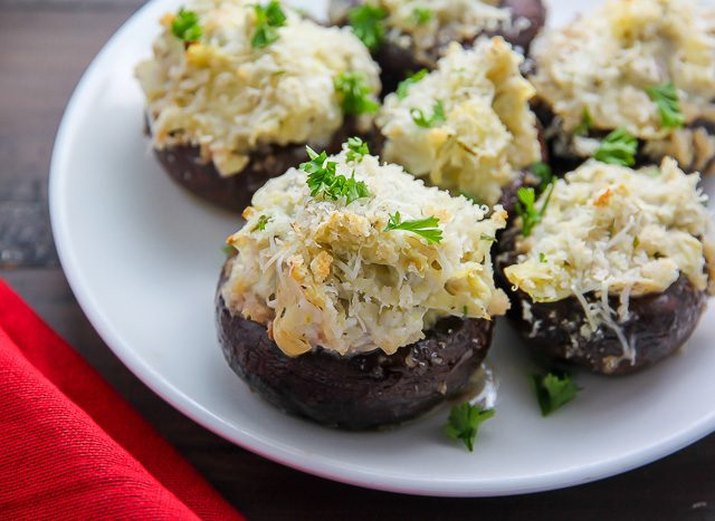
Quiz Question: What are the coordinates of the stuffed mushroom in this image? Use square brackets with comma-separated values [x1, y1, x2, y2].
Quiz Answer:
[530, 0, 715, 175]
[216, 141, 509, 428]
[329, 0, 546, 92]
[375, 38, 544, 208]
[497, 158, 715, 375]
[135, 0, 381, 211]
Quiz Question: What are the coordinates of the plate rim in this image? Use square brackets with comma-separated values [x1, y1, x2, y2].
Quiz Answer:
[48, 0, 715, 497]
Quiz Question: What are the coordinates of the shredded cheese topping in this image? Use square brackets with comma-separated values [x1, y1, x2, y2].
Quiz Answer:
[374, 0, 512, 63]
[376, 39, 541, 205]
[221, 145, 509, 357]
[531, 0, 715, 141]
[135, 0, 380, 177]
[505, 158, 715, 306]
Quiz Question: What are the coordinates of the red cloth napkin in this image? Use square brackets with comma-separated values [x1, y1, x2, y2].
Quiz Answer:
[0, 280, 244, 520]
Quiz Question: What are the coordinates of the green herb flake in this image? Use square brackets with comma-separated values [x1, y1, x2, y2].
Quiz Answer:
[346, 137, 370, 163]
[594, 128, 638, 167]
[252, 214, 271, 232]
[646, 82, 685, 129]
[221, 243, 234, 256]
[334, 72, 380, 116]
[516, 183, 554, 237]
[539, 252, 547, 263]
[171, 8, 203, 43]
[633, 236, 640, 249]
[412, 7, 433, 25]
[533, 372, 579, 416]
[480, 233, 496, 243]
[411, 100, 446, 128]
[444, 403, 495, 452]
[396, 68, 428, 100]
[384, 211, 443, 244]
[531, 161, 553, 192]
[252, 1, 287, 49]
[462, 305, 469, 316]
[348, 4, 387, 51]
[301, 147, 370, 204]
[573, 107, 593, 136]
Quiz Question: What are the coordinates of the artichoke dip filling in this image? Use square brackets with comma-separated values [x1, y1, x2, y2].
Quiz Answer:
[347, 0, 513, 61]
[530, 0, 715, 173]
[221, 142, 509, 357]
[504, 158, 715, 362]
[376, 38, 541, 206]
[135, 0, 380, 177]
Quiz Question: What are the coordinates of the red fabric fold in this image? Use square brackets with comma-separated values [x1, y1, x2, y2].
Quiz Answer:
[0, 279, 244, 520]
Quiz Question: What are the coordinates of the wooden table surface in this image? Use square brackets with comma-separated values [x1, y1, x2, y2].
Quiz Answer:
[2, 1, 714, 519]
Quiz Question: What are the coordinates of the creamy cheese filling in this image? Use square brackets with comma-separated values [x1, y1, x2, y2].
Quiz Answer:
[135, 0, 380, 177]
[505, 158, 715, 306]
[376, 39, 541, 205]
[531, 0, 715, 143]
[222, 144, 509, 357]
[375, 0, 512, 62]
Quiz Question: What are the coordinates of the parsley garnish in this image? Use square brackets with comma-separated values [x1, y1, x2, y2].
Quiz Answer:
[348, 5, 387, 51]
[594, 128, 638, 167]
[301, 147, 369, 204]
[384, 212, 443, 244]
[444, 403, 494, 452]
[539, 252, 547, 263]
[531, 162, 553, 191]
[516, 183, 554, 237]
[171, 8, 202, 43]
[252, 1, 287, 49]
[396, 69, 428, 100]
[573, 107, 593, 136]
[533, 372, 579, 416]
[346, 137, 370, 163]
[412, 7, 433, 25]
[252, 214, 271, 231]
[411, 100, 446, 128]
[334, 72, 380, 116]
[646, 82, 685, 129]
[480, 233, 496, 243]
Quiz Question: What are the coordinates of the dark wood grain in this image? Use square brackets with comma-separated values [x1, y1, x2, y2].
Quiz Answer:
[1, 2, 714, 520]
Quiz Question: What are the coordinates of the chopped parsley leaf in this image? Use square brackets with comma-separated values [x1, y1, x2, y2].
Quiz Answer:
[346, 137, 370, 163]
[396, 69, 428, 100]
[301, 147, 369, 204]
[594, 128, 638, 167]
[411, 100, 446, 128]
[444, 403, 494, 452]
[646, 82, 685, 129]
[384, 211, 443, 244]
[516, 183, 554, 237]
[480, 233, 496, 243]
[334, 72, 380, 116]
[252, 214, 271, 232]
[573, 107, 593, 136]
[531, 161, 553, 192]
[533, 372, 579, 416]
[348, 4, 387, 51]
[252, 1, 287, 49]
[171, 8, 202, 43]
[539, 252, 547, 263]
[412, 7, 433, 25]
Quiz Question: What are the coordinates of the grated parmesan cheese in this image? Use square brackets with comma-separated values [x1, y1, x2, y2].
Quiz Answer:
[221, 143, 509, 357]
[376, 38, 541, 205]
[531, 0, 715, 167]
[505, 158, 715, 305]
[363, 0, 512, 66]
[135, 0, 380, 177]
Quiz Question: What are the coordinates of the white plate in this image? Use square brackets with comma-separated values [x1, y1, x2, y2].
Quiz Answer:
[50, 0, 715, 497]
